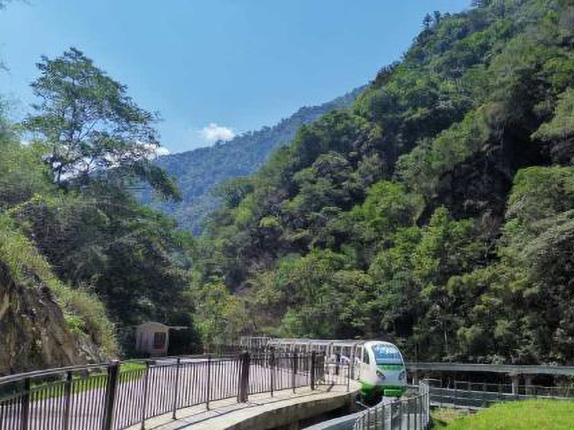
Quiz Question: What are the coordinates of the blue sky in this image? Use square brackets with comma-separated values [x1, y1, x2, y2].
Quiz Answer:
[0, 0, 470, 154]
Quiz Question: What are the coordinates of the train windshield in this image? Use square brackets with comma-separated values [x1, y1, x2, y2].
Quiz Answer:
[371, 344, 403, 365]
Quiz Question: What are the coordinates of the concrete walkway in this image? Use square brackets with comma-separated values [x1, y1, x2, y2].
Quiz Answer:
[126, 383, 360, 430]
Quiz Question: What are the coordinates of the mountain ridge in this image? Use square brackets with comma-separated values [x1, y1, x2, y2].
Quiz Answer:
[141, 86, 366, 233]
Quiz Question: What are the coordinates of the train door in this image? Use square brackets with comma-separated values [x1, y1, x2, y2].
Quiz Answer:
[359, 345, 377, 385]
[355, 346, 365, 379]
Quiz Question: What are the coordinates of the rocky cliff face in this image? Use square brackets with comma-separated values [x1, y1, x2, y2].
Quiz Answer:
[0, 263, 91, 375]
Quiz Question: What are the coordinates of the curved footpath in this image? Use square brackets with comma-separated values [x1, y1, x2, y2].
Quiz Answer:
[126, 382, 361, 430]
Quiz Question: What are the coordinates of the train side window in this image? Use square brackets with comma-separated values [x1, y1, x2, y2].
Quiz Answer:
[364, 350, 370, 364]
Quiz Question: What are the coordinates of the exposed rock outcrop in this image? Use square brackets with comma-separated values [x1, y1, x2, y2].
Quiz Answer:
[0, 262, 89, 375]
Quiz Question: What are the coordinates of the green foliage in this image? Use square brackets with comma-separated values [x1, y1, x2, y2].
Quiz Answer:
[0, 139, 52, 208]
[351, 182, 423, 239]
[191, 281, 244, 344]
[533, 89, 574, 162]
[24, 48, 178, 199]
[274, 250, 373, 338]
[436, 399, 574, 430]
[214, 177, 254, 209]
[0, 213, 117, 356]
[9, 191, 194, 326]
[192, 0, 574, 365]
[397, 110, 490, 198]
[506, 166, 574, 225]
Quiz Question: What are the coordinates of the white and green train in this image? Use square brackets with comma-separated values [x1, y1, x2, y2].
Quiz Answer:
[239, 337, 407, 399]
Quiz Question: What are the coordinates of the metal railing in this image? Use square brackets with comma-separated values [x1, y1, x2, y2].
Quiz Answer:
[0, 351, 350, 430]
[406, 362, 574, 376]
[353, 382, 431, 430]
[427, 379, 574, 410]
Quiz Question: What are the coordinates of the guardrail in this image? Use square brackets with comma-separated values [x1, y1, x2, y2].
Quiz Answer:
[0, 351, 350, 430]
[353, 382, 431, 430]
[427, 379, 574, 410]
[406, 362, 574, 376]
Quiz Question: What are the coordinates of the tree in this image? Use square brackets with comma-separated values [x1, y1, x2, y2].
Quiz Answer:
[423, 14, 433, 30]
[10, 49, 195, 336]
[471, 0, 491, 7]
[532, 89, 574, 163]
[24, 48, 178, 199]
[433, 11, 442, 26]
[352, 181, 424, 240]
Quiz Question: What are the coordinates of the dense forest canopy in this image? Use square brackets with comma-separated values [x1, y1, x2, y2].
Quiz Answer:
[193, 0, 574, 365]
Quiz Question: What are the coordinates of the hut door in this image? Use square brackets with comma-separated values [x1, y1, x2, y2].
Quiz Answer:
[153, 332, 167, 350]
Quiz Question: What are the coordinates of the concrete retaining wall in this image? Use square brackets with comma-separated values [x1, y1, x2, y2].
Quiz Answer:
[224, 387, 360, 430]
[302, 411, 363, 430]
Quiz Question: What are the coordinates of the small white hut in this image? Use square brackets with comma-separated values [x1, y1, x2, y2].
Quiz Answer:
[135, 322, 187, 357]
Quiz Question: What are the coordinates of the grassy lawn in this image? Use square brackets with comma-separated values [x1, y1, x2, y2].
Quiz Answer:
[31, 362, 147, 400]
[432, 400, 574, 430]
[432, 408, 468, 428]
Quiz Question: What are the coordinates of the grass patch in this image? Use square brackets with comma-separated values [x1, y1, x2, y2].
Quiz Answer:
[0, 212, 117, 357]
[431, 408, 468, 428]
[31, 363, 147, 400]
[435, 399, 574, 430]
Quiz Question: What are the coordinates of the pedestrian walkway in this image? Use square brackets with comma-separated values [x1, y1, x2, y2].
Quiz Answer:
[126, 383, 360, 430]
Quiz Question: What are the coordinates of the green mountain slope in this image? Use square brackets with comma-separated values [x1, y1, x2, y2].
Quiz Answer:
[143, 88, 364, 234]
[193, 0, 574, 365]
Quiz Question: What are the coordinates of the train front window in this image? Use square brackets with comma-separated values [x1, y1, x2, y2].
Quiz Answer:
[371, 344, 402, 365]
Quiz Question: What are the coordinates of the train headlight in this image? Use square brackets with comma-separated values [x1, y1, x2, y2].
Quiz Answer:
[376, 370, 386, 380]
[399, 371, 406, 381]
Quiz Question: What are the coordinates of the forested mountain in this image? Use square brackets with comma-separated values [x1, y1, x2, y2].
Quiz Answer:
[193, 0, 574, 365]
[142, 88, 364, 234]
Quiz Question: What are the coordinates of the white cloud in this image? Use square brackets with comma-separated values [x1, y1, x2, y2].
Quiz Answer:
[199, 123, 236, 145]
[140, 142, 170, 159]
[155, 146, 170, 156]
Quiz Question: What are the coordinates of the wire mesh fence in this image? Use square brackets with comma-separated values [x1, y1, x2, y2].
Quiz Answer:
[353, 382, 431, 430]
[0, 352, 350, 430]
[426, 379, 574, 410]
